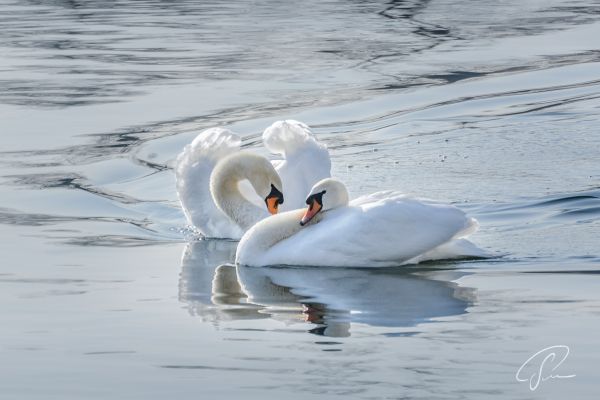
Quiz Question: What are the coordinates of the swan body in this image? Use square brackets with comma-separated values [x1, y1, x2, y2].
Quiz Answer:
[236, 178, 486, 267]
[175, 120, 331, 239]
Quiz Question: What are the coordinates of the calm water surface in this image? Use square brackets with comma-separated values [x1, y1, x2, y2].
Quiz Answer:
[1, 1, 599, 399]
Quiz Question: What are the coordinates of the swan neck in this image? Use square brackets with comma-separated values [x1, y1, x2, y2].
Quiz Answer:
[211, 167, 263, 231]
[237, 210, 305, 265]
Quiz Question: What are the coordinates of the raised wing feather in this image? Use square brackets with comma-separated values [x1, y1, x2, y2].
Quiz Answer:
[263, 120, 331, 210]
[175, 128, 243, 238]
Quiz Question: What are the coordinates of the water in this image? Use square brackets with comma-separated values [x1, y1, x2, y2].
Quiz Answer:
[1, 0, 599, 398]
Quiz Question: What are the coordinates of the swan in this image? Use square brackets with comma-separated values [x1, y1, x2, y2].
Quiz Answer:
[236, 178, 487, 267]
[175, 120, 331, 239]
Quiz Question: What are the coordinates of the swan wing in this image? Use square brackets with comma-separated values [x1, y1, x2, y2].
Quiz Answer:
[175, 128, 244, 238]
[264, 192, 478, 267]
[263, 120, 331, 210]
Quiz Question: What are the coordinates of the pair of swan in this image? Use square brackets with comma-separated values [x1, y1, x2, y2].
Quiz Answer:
[175, 120, 330, 239]
[175, 120, 485, 267]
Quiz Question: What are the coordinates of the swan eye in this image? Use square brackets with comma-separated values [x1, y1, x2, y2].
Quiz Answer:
[305, 190, 326, 206]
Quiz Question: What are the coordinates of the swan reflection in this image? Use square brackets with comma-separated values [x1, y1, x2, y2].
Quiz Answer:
[178, 241, 267, 324]
[179, 241, 476, 336]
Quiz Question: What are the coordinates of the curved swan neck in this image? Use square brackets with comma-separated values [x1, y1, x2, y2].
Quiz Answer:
[214, 180, 262, 231]
[236, 210, 305, 265]
[210, 153, 269, 231]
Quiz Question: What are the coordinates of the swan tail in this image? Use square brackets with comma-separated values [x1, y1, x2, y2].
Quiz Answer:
[406, 215, 487, 263]
[407, 239, 491, 264]
[454, 217, 479, 239]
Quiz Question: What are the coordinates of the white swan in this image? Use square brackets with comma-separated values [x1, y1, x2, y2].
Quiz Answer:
[175, 120, 331, 239]
[236, 178, 487, 267]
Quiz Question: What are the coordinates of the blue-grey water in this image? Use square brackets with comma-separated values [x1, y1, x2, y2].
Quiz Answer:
[1, 1, 599, 399]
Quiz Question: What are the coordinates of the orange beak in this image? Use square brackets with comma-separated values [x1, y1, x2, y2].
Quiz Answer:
[266, 196, 280, 215]
[265, 184, 284, 215]
[300, 200, 322, 226]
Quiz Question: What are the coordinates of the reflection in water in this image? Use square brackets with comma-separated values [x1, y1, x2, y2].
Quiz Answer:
[2, 0, 600, 397]
[178, 240, 476, 336]
[178, 241, 267, 324]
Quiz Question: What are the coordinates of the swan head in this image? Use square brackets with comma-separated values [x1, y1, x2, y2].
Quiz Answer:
[245, 156, 283, 214]
[300, 178, 349, 226]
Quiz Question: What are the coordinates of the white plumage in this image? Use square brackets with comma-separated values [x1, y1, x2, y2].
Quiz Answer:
[236, 178, 486, 267]
[175, 120, 331, 239]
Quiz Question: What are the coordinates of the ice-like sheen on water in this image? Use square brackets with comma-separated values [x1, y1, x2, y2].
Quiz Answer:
[1, 1, 599, 399]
